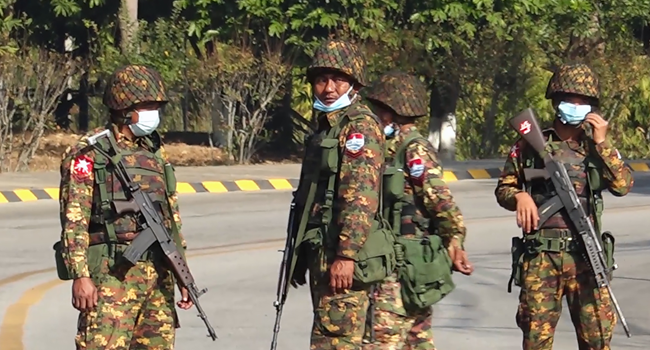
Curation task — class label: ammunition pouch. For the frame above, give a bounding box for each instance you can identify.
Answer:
[53,240,72,281]
[163,163,177,195]
[507,236,525,293]
[52,238,109,285]
[395,234,455,310]
[352,225,397,285]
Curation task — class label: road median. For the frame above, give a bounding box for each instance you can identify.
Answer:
[1,161,649,203]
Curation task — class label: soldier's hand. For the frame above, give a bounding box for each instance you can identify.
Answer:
[447,238,473,275]
[584,113,608,144]
[330,257,354,294]
[72,277,97,312]
[515,192,538,233]
[176,287,194,310]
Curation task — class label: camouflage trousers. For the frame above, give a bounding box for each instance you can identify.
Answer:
[516,250,616,350]
[76,259,178,350]
[308,265,371,350]
[362,273,435,350]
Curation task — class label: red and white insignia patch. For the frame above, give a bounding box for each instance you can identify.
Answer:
[408,158,425,179]
[510,144,519,158]
[345,133,365,157]
[71,154,93,180]
[519,120,531,135]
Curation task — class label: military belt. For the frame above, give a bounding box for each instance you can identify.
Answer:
[527,229,581,253]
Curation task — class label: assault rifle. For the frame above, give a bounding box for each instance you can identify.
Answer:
[270,195,297,350]
[508,108,631,338]
[86,129,218,341]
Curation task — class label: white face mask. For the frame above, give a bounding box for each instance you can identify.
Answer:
[129,110,160,136]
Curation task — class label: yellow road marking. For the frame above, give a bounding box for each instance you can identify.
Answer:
[0,193,7,203]
[235,180,260,191]
[201,181,228,193]
[442,171,458,182]
[175,182,197,193]
[13,190,37,202]
[467,169,491,179]
[268,179,293,190]
[0,279,63,350]
[628,162,650,171]
[43,188,59,199]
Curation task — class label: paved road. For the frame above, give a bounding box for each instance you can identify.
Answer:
[0,180,649,350]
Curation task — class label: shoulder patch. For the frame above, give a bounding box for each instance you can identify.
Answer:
[71,154,93,181]
[408,157,425,179]
[510,143,520,158]
[345,132,365,157]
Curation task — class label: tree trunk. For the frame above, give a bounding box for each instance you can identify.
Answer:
[79,72,89,132]
[428,77,460,162]
[119,0,139,54]
[211,92,227,148]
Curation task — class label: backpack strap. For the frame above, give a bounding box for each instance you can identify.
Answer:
[91,134,120,259]
[390,133,426,235]
[584,139,604,234]
[319,107,387,248]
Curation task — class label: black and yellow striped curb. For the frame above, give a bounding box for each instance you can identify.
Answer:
[0,179,299,203]
[1,161,649,203]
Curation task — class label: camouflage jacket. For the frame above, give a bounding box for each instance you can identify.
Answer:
[58,123,186,279]
[495,127,633,213]
[295,99,385,260]
[388,125,467,245]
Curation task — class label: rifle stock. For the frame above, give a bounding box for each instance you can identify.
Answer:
[508,108,547,155]
[507,108,632,338]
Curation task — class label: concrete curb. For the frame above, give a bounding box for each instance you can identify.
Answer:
[1,162,649,203]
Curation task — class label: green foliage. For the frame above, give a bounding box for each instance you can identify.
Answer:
[3,0,650,166]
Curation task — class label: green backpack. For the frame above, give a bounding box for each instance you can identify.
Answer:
[382,133,456,310]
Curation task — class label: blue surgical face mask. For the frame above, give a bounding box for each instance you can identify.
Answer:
[313,86,354,112]
[383,124,395,137]
[129,109,160,136]
[557,101,591,125]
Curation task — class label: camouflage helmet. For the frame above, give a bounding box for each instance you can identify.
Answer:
[306,39,368,86]
[102,65,169,111]
[545,63,600,101]
[364,71,428,117]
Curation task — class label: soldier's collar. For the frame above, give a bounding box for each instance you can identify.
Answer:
[321,101,360,127]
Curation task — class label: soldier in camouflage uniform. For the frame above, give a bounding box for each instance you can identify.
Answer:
[289,39,386,350]
[57,64,193,350]
[362,71,473,350]
[495,63,634,350]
